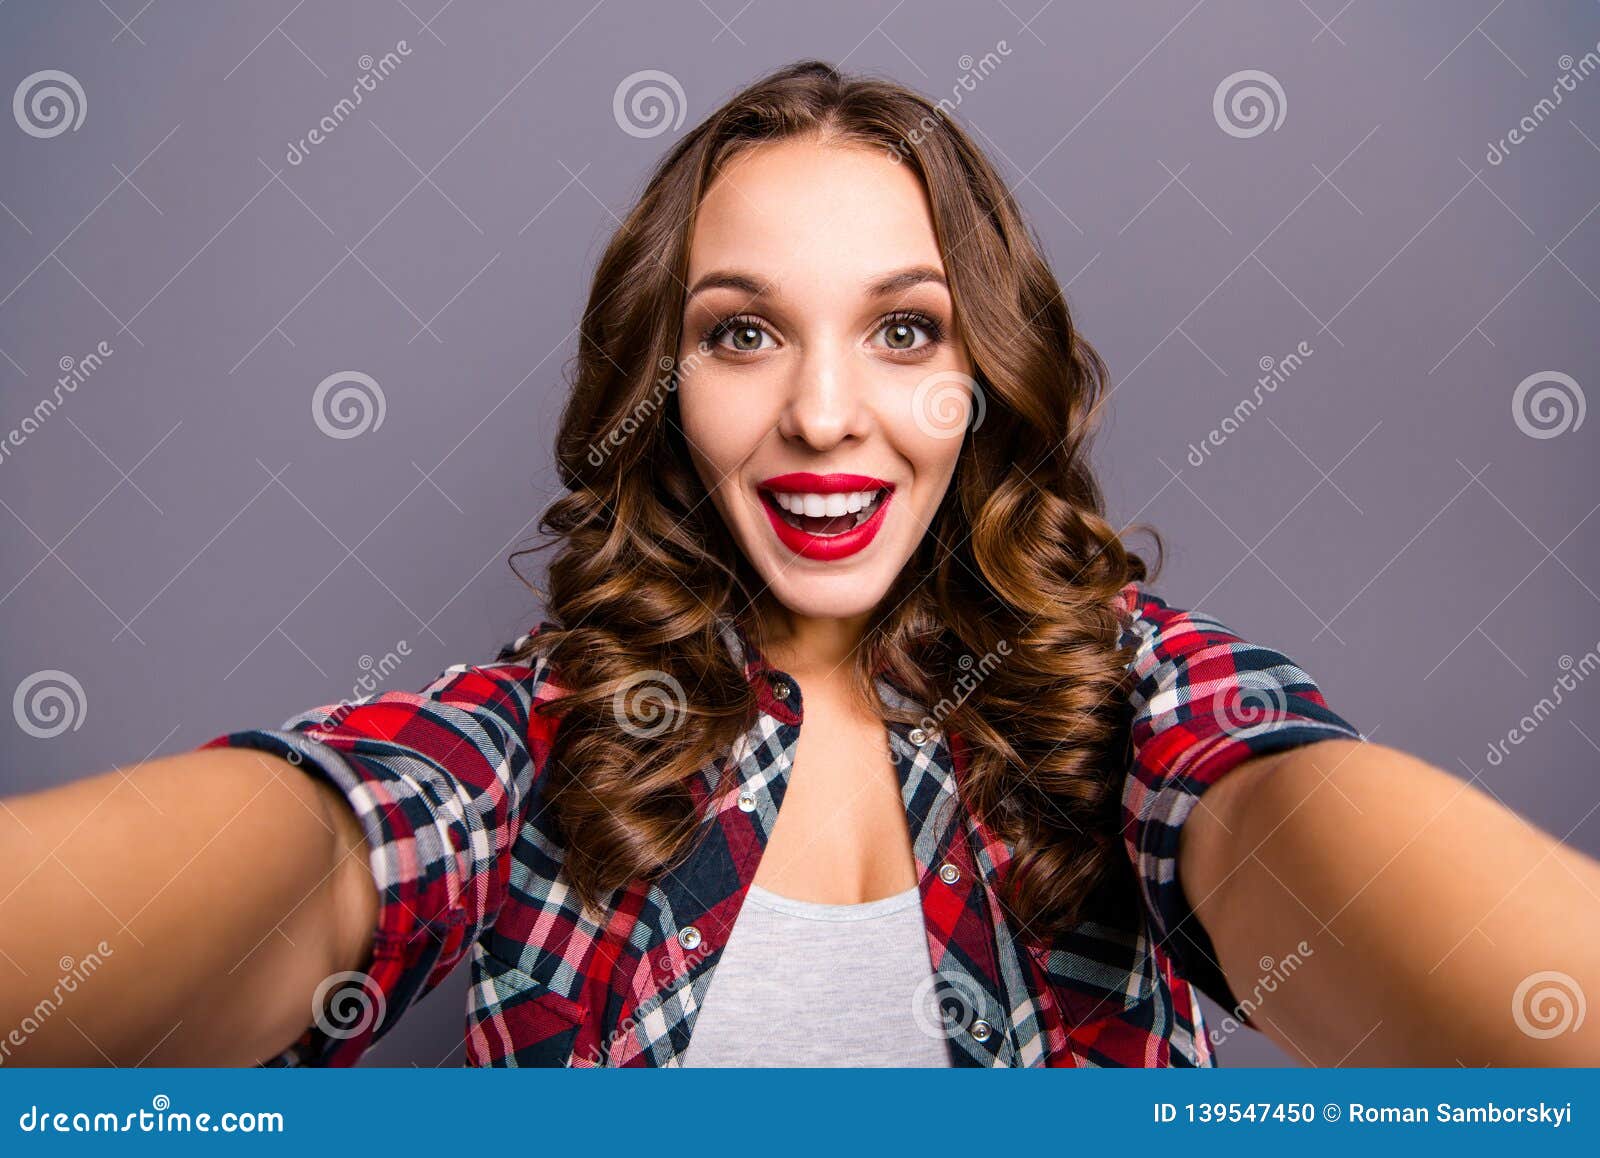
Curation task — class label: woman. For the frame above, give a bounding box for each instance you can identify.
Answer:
[2,60,1597,1069]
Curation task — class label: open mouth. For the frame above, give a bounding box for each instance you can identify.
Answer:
[759,486,891,538]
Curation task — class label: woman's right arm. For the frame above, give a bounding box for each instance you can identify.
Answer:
[1,636,559,1066]
[0,746,378,1065]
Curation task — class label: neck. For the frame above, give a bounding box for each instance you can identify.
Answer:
[754,599,871,681]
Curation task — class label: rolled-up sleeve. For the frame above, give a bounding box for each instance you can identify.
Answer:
[1118,587,1362,1017]
[196,640,561,1065]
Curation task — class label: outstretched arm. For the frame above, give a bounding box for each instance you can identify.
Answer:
[1180,738,1600,1065]
[0,747,377,1065]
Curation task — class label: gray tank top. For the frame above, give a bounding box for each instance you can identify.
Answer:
[680,881,954,1067]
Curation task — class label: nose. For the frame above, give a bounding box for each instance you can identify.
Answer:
[777,349,870,452]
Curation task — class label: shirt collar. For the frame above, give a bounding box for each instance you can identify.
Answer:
[715,611,923,718]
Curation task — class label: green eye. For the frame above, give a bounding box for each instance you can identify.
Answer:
[702,316,773,353]
[877,311,943,352]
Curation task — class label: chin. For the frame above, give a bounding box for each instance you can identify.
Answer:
[759,563,898,621]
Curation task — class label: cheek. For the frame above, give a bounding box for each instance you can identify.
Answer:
[678,385,766,491]
[911,431,965,500]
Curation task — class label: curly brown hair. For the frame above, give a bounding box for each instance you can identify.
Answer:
[507,59,1158,943]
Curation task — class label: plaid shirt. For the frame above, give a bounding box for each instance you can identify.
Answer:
[200,583,1360,1067]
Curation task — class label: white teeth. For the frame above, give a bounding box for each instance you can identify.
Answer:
[761,483,889,534]
[770,489,887,522]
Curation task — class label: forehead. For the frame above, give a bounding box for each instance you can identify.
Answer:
[686,138,946,291]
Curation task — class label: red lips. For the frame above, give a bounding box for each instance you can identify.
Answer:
[757,472,890,494]
[756,473,894,561]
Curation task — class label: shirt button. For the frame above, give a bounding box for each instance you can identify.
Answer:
[908,727,927,745]
[970,1019,993,1042]
[770,679,791,700]
[737,792,757,812]
[938,862,960,885]
[678,926,702,950]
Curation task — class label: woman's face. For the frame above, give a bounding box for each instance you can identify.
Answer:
[676,138,976,625]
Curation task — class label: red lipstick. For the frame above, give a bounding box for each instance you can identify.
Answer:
[755,472,894,562]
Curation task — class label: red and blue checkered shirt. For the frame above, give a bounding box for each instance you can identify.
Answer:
[199,583,1361,1067]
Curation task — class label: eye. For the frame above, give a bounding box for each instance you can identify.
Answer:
[874,311,944,354]
[702,315,776,355]
[697,310,947,358]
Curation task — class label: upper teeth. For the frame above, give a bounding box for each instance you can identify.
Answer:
[771,490,881,517]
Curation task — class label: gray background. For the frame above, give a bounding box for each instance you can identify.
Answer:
[1,0,1596,1066]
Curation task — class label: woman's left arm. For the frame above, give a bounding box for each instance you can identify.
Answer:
[1181,737,1600,1065]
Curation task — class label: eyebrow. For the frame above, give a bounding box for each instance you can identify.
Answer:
[685,264,949,302]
